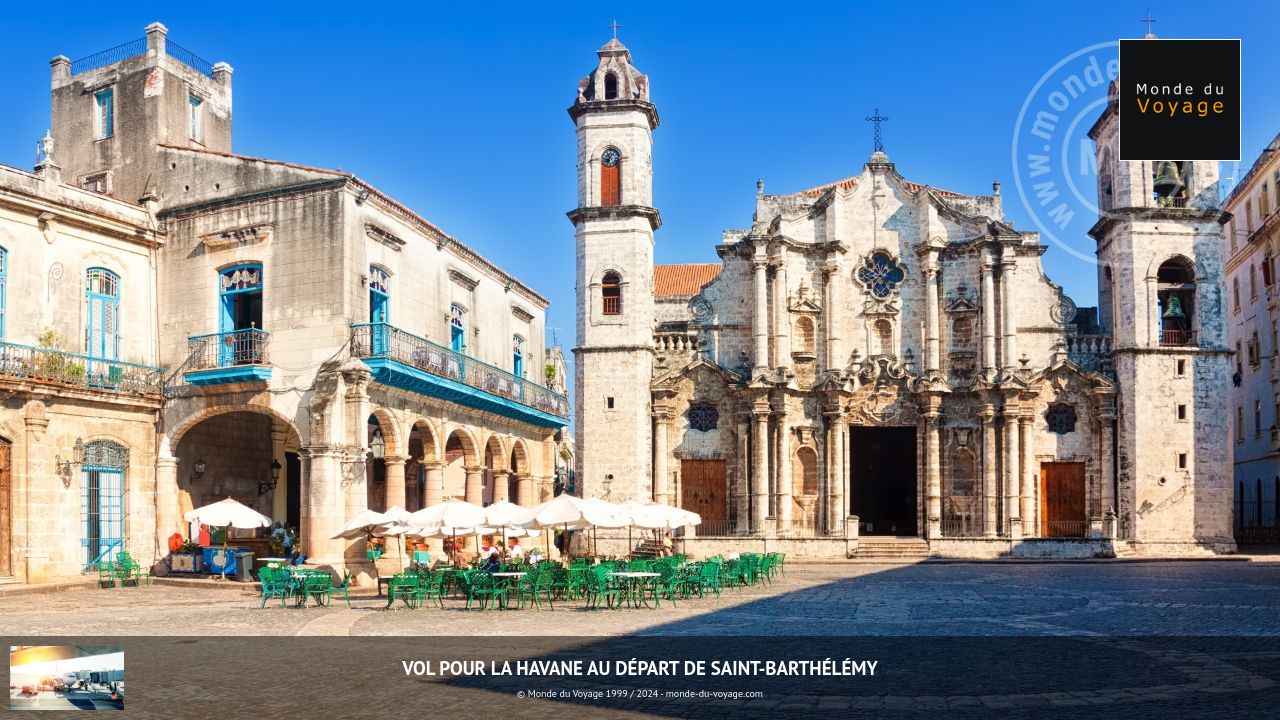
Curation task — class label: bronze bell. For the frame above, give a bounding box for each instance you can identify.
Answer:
[1162,295,1186,319]
[1153,161,1184,196]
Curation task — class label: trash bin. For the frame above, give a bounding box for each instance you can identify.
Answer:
[234,551,254,582]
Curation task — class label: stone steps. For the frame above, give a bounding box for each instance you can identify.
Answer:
[0,576,20,586]
[855,537,932,560]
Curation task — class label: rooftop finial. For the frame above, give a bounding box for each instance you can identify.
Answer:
[608,19,623,40]
[865,107,889,153]
[1141,10,1157,39]
[36,129,55,168]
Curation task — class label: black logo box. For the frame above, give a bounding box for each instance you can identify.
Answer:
[1119,39,1240,161]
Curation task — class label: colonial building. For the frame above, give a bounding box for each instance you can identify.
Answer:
[1,22,569,583]
[571,39,1235,558]
[0,144,164,584]
[1224,133,1280,544]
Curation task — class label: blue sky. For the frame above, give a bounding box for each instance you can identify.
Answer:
[0,1,1275,363]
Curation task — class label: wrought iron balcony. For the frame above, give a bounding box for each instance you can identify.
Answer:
[70,36,215,77]
[351,322,569,426]
[0,341,162,395]
[185,328,272,385]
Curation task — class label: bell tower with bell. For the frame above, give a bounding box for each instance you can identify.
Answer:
[1087,80,1235,551]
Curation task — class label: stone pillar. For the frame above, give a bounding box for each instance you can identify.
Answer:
[773,260,791,369]
[823,260,843,374]
[464,467,484,506]
[491,470,510,504]
[517,475,534,506]
[145,21,168,56]
[829,416,847,534]
[980,405,998,537]
[155,450,180,539]
[776,413,793,532]
[981,256,997,378]
[653,408,671,505]
[384,455,407,510]
[271,425,288,521]
[302,448,346,567]
[1019,415,1035,536]
[20,405,48,583]
[1097,408,1116,517]
[925,264,941,374]
[753,254,770,371]
[424,463,444,507]
[751,410,769,533]
[735,416,750,532]
[1000,248,1018,373]
[1003,407,1021,538]
[925,406,942,538]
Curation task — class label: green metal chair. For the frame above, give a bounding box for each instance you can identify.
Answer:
[649,564,681,608]
[96,561,117,589]
[464,571,508,611]
[385,572,421,609]
[300,573,333,607]
[516,568,557,610]
[584,566,623,610]
[418,571,448,608]
[257,567,290,608]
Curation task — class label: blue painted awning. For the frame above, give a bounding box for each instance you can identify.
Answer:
[364,357,566,428]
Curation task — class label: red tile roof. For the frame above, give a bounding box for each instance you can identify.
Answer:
[794,175,964,198]
[654,263,721,297]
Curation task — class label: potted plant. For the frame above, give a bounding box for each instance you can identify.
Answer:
[170,540,203,573]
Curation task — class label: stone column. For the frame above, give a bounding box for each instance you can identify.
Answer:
[20,405,48,583]
[1019,415,1035,536]
[773,259,791,369]
[925,407,942,538]
[981,255,997,378]
[271,425,288,521]
[155,450,180,539]
[753,252,770,371]
[823,260,843,374]
[491,470,510,504]
[1000,248,1018,373]
[830,416,847,534]
[980,405,998,537]
[464,466,484,506]
[1097,408,1116,517]
[925,264,941,374]
[776,414,793,532]
[384,455,407,510]
[424,463,444,507]
[653,408,671,506]
[517,475,534,506]
[735,415,751,532]
[302,448,346,568]
[751,410,769,533]
[1003,406,1021,538]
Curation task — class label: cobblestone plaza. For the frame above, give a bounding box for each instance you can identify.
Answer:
[4,561,1278,637]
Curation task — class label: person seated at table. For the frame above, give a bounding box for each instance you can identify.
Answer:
[480,536,500,560]
[507,537,525,562]
[528,546,544,564]
[479,549,501,573]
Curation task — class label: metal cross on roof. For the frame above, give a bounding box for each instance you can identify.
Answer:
[1141,10,1157,36]
[608,19,623,40]
[865,108,889,153]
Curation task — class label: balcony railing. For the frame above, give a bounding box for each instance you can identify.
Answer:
[1159,329,1196,346]
[187,328,271,370]
[602,296,621,315]
[70,36,215,77]
[0,341,162,395]
[1041,520,1089,538]
[350,322,569,420]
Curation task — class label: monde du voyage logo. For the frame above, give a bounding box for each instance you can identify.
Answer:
[1119,39,1240,161]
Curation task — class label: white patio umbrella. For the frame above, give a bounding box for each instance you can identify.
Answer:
[483,501,537,555]
[521,495,628,558]
[330,508,391,540]
[373,519,418,571]
[408,498,486,529]
[183,498,271,579]
[620,501,703,559]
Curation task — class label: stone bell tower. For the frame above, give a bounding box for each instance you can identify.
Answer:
[568,36,660,502]
[1088,80,1235,551]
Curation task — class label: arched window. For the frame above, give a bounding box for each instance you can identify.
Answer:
[81,439,128,567]
[600,147,622,206]
[601,271,622,315]
[1157,257,1195,346]
[85,268,120,361]
[604,72,618,100]
[794,316,816,356]
[512,334,525,377]
[450,304,467,353]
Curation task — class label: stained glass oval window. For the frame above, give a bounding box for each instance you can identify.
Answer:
[856,251,906,299]
[688,402,719,432]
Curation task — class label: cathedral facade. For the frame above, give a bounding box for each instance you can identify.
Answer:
[571,40,1235,557]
